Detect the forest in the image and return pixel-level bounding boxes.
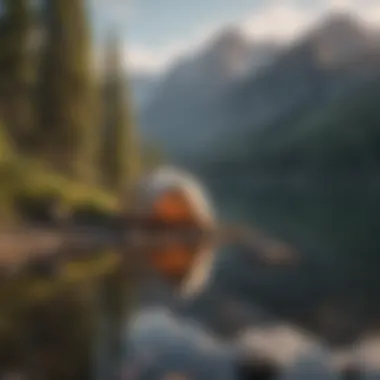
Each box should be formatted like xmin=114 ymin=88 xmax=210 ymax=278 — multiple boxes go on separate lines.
xmin=0 ymin=1 xmax=154 ymax=378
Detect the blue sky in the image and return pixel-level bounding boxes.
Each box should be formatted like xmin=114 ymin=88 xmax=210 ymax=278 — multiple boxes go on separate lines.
xmin=89 ymin=0 xmax=380 ymax=73
xmin=92 ymin=0 xmax=267 ymax=46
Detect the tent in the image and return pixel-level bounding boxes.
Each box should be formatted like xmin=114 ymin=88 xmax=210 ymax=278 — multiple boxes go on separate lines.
xmin=130 ymin=166 xmax=216 ymax=287
xmin=132 ymin=166 xmax=215 ymax=228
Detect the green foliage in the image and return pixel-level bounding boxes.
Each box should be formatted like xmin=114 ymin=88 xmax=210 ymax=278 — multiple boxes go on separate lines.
xmin=0 ymin=0 xmax=34 ymax=149
xmin=0 ymin=124 xmax=17 ymax=222
xmin=0 ymin=156 xmax=117 ymax=226
xmin=37 ymin=0 xmax=96 ymax=181
xmin=0 ymin=1 xmax=157 ymax=376
xmin=0 ymin=0 xmax=31 ymax=86
xmin=0 ymin=122 xmax=14 ymax=164
xmin=100 ymin=33 xmax=140 ymax=193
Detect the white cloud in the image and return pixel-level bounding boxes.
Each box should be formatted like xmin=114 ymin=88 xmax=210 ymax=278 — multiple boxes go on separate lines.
xmin=124 ymin=23 xmax=221 ymax=74
xmin=242 ymin=2 xmax=322 ymax=42
xmin=242 ymin=0 xmax=380 ymax=42
xmin=125 ymin=44 xmax=186 ymax=74
xmin=125 ymin=0 xmax=380 ymax=74
xmin=90 ymin=0 xmax=137 ymax=30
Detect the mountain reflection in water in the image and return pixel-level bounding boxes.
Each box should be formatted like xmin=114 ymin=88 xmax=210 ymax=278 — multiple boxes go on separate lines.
xmin=122 ymin=308 xmax=380 ymax=379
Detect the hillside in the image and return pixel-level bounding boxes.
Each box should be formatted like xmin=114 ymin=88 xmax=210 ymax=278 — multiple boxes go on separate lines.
xmin=270 ymin=78 xmax=380 ymax=172
xmin=207 ymin=76 xmax=380 ymax=174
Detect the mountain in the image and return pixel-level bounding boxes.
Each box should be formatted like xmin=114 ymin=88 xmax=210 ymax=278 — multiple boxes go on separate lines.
xmin=139 ymin=12 xmax=380 ymax=163
xmin=202 ymin=12 xmax=380 ymax=163
xmin=139 ymin=27 xmax=280 ymax=160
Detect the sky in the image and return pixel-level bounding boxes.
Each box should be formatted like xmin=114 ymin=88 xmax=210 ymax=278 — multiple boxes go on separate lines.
xmin=89 ymin=0 xmax=380 ymax=74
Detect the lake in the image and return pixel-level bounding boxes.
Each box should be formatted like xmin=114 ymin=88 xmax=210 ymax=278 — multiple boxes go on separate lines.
xmin=195 ymin=170 xmax=380 ymax=346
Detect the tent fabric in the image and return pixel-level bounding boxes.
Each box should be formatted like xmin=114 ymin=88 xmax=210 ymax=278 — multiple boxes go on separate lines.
xmin=132 ymin=166 xmax=216 ymax=227
xmin=128 ymin=166 xmax=217 ymax=288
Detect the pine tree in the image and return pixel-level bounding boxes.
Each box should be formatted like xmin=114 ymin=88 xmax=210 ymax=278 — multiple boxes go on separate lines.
xmin=37 ymin=0 xmax=95 ymax=180
xmin=0 ymin=0 xmax=33 ymax=150
xmin=100 ymin=33 xmax=140 ymax=193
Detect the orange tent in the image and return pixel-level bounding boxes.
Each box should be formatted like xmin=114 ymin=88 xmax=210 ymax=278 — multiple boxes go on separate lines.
xmin=131 ymin=167 xmax=216 ymax=284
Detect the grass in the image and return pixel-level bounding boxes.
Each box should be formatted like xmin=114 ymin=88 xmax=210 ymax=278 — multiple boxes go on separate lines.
xmin=0 ymin=150 xmax=118 ymax=225
xmin=0 ymin=119 xmax=118 ymax=224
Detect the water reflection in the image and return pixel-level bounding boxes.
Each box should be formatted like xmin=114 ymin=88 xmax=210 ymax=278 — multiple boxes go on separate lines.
xmin=196 ymin=174 xmax=380 ymax=345
xmin=2 ymin=173 xmax=380 ymax=378
xmin=124 ymin=308 xmax=236 ymax=380
xmin=123 ymin=308 xmax=380 ymax=379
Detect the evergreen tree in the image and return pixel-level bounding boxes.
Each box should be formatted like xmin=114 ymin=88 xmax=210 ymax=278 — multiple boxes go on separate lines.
xmin=100 ymin=33 xmax=140 ymax=193
xmin=0 ymin=0 xmax=33 ymax=149
xmin=37 ymin=0 xmax=95 ymax=180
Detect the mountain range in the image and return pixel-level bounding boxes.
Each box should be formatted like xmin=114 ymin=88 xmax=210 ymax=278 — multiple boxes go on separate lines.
xmin=135 ymin=12 xmax=380 ymax=163
xmin=136 ymin=26 xmax=281 ymax=159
